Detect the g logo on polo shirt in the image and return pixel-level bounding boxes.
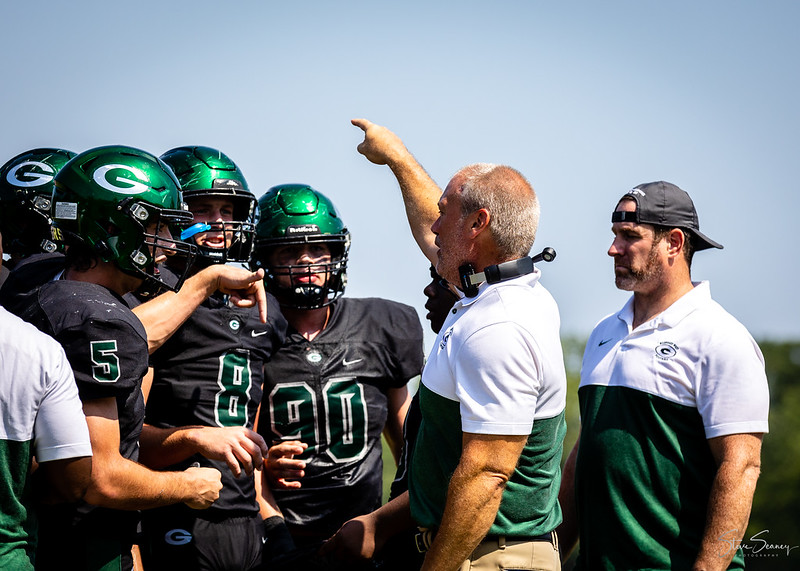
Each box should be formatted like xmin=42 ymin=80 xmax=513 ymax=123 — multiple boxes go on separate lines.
xmin=655 ymin=341 xmax=679 ymax=360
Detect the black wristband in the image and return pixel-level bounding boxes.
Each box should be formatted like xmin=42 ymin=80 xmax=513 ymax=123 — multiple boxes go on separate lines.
xmin=262 ymin=516 xmax=296 ymax=560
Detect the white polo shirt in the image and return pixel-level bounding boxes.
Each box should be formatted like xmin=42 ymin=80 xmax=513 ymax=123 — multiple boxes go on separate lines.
xmin=422 ymin=269 xmax=567 ymax=434
xmin=574 ymin=281 xmax=768 ymax=571
xmin=409 ymin=270 xmax=568 ymax=537
xmin=1 ymin=306 xmax=92 ymax=567
xmin=580 ymin=280 xmax=769 ymax=437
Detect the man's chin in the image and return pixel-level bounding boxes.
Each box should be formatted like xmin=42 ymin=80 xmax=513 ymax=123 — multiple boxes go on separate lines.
xmin=614 ymin=273 xmax=637 ymax=291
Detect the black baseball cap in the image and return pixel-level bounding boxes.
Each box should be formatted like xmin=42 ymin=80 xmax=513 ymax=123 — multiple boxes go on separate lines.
xmin=611 ymin=181 xmax=723 ymax=251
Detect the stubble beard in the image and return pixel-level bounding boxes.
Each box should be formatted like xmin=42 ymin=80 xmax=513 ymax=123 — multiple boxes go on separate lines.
xmin=614 ymin=240 xmax=663 ymax=292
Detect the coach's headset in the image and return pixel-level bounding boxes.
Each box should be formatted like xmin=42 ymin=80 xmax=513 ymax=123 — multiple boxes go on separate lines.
xmin=458 ymin=246 xmax=557 ymax=298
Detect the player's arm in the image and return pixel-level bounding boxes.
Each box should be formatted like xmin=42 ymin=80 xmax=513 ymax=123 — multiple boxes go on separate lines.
xmin=421 ymin=432 xmax=526 ymax=571
xmin=31 ymin=349 xmax=94 ymax=503
xmin=383 ymin=383 xmax=411 ymax=464
xmin=351 ymin=118 xmax=440 ymax=264
xmin=251 ymin=398 xmax=299 ymax=561
xmin=693 ymin=433 xmax=763 ymax=571
xmin=81 ymin=397 xmax=222 ymax=510
xmin=33 ymin=457 xmax=93 ymax=504
xmin=140 ymin=367 xmax=154 ymax=404
xmin=138 ymin=424 xmax=268 ymax=477
xmin=556 ymin=435 xmax=580 ymax=561
xmin=133 ymin=265 xmax=267 ymax=353
xmin=321 ymin=490 xmax=416 ymax=563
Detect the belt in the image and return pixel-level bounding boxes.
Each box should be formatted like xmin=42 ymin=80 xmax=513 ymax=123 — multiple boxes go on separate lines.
xmin=414 ymin=529 xmax=555 ymax=553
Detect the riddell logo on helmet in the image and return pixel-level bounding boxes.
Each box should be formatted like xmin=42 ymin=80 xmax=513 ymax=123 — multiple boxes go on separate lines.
xmin=92 ymin=164 xmax=151 ymax=195
xmin=287 ymin=224 xmax=320 ymax=234
xmin=6 ymin=161 xmax=55 ymax=187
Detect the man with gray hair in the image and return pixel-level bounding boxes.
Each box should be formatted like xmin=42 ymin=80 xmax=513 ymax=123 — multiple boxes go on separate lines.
xmin=338 ymin=119 xmax=567 ymax=571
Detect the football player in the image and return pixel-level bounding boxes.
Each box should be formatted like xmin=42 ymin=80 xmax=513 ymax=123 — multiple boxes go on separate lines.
xmin=251 ymin=184 xmax=425 ymax=549
xmin=0 ymin=148 xmax=75 ymax=287
xmin=6 ymin=145 xmax=267 ymax=571
xmin=322 ymin=266 xmax=459 ymax=570
xmin=134 ymin=146 xmax=291 ymax=570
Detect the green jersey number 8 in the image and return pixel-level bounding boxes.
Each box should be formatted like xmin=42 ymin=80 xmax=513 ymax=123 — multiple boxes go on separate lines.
xmin=215 ymin=351 xmax=253 ymax=427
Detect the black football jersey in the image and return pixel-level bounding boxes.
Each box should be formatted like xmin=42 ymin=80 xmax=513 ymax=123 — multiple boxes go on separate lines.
xmin=16 ymin=279 xmax=148 ymax=460
xmin=142 ymin=270 xmax=288 ymax=514
xmin=12 ymin=278 xmax=148 ymax=540
xmin=258 ymin=297 xmax=424 ymax=540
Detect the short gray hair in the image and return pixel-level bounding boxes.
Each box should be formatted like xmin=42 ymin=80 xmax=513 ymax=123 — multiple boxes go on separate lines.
xmin=457 ymin=163 xmax=540 ymax=259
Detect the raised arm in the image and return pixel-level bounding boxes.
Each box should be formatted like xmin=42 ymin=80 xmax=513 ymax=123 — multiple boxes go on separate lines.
xmin=351 ymin=118 xmax=441 ymax=264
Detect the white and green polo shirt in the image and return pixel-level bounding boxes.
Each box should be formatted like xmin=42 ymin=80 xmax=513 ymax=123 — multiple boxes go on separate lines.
xmin=409 ymin=270 xmax=567 ymax=538
xmin=575 ymin=282 xmax=769 ymax=570
xmin=0 ymin=307 xmax=92 ymax=570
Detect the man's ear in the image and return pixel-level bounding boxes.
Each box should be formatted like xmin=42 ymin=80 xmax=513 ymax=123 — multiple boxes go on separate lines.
xmin=468 ymin=208 xmax=490 ymax=237
xmin=666 ymin=228 xmax=686 ymax=258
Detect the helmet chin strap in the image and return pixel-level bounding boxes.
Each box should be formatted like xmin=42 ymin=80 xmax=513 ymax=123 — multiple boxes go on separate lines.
xmin=458 ymin=247 xmax=557 ymax=298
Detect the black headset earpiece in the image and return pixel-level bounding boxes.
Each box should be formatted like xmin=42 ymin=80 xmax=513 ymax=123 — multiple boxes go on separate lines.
xmin=458 ymin=247 xmax=557 ymax=298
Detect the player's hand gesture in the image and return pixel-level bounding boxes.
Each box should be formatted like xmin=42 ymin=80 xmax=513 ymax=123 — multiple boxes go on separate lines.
xmin=190 ymin=426 xmax=268 ymax=477
xmin=202 ymin=265 xmax=269 ymax=323
xmin=265 ymin=440 xmax=308 ymax=489
xmin=182 ymin=466 xmax=223 ymax=509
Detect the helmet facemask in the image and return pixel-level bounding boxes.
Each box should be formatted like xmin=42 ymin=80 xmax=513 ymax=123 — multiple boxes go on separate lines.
xmin=179 ymin=191 xmax=257 ymax=265
xmin=255 ymin=233 xmax=349 ymax=309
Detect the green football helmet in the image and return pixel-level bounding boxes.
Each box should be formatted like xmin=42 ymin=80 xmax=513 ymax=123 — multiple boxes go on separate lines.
xmin=251 ymin=184 xmax=350 ymax=309
xmin=52 ymin=145 xmax=196 ymax=291
xmin=160 ymin=146 xmax=256 ymax=265
xmin=0 ymin=148 xmax=76 ymax=257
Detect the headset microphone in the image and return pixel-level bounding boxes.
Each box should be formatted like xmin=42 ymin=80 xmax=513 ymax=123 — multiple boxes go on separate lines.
xmin=459 ymin=246 xmax=556 ymax=298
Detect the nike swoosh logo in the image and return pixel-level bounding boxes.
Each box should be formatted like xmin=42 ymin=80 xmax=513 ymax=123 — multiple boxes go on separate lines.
xmin=598 ymin=338 xmax=613 ymax=346
xmin=251 ymin=330 xmax=268 ymax=337
xmin=342 ymin=358 xmax=363 ymax=366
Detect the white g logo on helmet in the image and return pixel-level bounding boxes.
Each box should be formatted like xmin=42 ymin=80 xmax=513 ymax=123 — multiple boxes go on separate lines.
xmin=6 ymin=161 xmax=55 ymax=188
xmin=93 ymin=164 xmax=150 ymax=195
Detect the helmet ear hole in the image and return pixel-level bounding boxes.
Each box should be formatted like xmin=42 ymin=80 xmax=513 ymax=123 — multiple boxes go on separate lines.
xmin=93 ymin=240 xmax=113 ymax=260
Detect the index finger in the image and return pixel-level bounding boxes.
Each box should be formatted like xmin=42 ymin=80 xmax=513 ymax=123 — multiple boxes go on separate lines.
xmin=351 ymin=118 xmax=372 ymax=132
xmin=253 ymin=278 xmax=267 ymax=323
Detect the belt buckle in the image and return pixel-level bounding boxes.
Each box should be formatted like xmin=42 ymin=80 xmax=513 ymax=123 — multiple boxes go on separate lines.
xmin=415 ymin=528 xmax=433 ymax=553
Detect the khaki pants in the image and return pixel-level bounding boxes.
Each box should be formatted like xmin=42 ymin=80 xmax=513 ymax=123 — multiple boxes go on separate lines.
xmin=457 ymin=534 xmax=561 ymax=571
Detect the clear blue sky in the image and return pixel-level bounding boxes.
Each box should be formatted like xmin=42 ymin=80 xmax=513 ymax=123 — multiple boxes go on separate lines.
xmin=3 ymin=1 xmax=798 ymax=349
